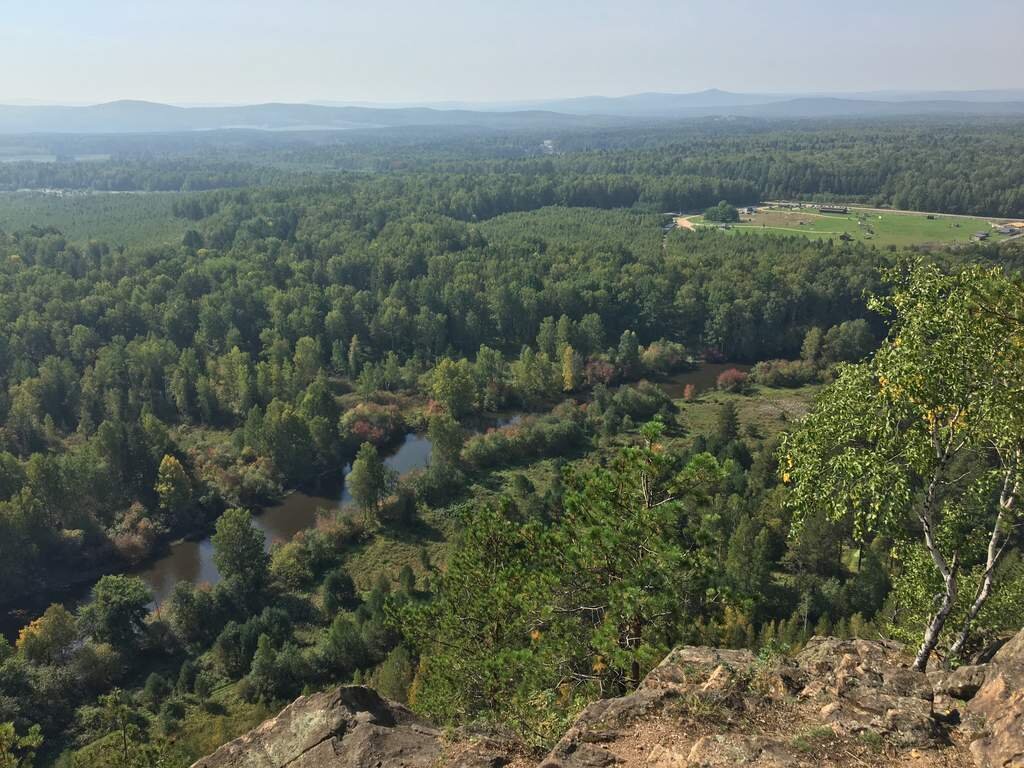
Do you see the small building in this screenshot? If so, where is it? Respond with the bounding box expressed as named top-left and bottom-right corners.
top-left (819, 205), bottom-right (849, 214)
top-left (926, 214), bottom-right (936, 220)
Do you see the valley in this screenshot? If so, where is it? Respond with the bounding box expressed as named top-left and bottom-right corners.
top-left (0, 116), bottom-right (1020, 768)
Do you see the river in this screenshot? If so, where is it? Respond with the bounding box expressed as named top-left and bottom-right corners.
top-left (0, 363), bottom-right (748, 638)
top-left (133, 431), bottom-right (437, 606)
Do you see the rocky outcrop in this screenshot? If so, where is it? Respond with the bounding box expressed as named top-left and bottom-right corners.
top-left (189, 686), bottom-right (514, 768)
top-left (193, 633), bottom-right (1024, 768)
top-left (539, 638), bottom-right (958, 767)
top-left (794, 637), bottom-right (938, 747)
top-left (951, 629), bottom-right (1024, 768)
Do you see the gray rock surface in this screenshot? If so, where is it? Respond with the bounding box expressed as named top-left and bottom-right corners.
top-left (190, 685), bottom-right (508, 768)
top-left (191, 634), bottom-right (1024, 768)
top-left (793, 636), bottom-right (937, 747)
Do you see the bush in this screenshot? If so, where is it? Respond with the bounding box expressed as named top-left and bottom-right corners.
top-left (323, 569), bottom-right (358, 615)
top-left (323, 615), bottom-right (368, 680)
top-left (613, 381), bottom-right (674, 421)
top-left (194, 671), bottom-right (215, 702)
top-left (461, 407), bottom-right (586, 470)
top-left (371, 645), bottom-right (415, 703)
top-left (703, 200), bottom-right (740, 223)
top-left (158, 698), bottom-right (186, 735)
top-left (750, 359), bottom-right (818, 388)
top-left (716, 368), bottom-right (750, 393)
top-left (338, 404), bottom-right (405, 452)
top-left (640, 339), bottom-right (690, 375)
top-left (143, 673), bottom-right (172, 710)
top-left (270, 539), bottom-right (314, 590)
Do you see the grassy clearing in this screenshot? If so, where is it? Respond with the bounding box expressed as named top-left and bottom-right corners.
top-left (688, 205), bottom-right (1021, 248)
top-left (0, 191), bottom-right (188, 245)
top-left (676, 384), bottom-right (819, 439)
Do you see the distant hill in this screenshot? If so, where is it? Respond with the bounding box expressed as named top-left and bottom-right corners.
top-left (0, 100), bottom-right (618, 134)
top-left (531, 89), bottom-right (1024, 118)
top-left (535, 88), bottom-right (789, 116)
top-left (2, 91), bottom-right (1024, 134)
top-left (730, 97), bottom-right (1024, 118)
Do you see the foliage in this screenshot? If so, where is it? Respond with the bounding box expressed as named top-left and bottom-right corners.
top-left (78, 576), bottom-right (152, 651)
top-left (703, 200), bottom-right (740, 223)
top-left (347, 443), bottom-right (394, 521)
top-left (0, 722), bottom-right (43, 768)
top-left (211, 508), bottom-right (269, 598)
top-left (782, 262), bottom-right (1024, 669)
top-left (404, 421), bottom-right (722, 744)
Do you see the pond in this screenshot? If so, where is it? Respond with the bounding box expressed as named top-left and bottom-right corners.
top-left (133, 431), bottom-right (436, 606)
top-left (653, 362), bottom-right (752, 399)
top-left (0, 362), bottom-right (742, 638)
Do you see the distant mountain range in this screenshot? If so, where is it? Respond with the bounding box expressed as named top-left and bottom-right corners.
top-left (2, 89), bottom-right (1023, 134)
top-left (526, 88), bottom-right (1024, 118)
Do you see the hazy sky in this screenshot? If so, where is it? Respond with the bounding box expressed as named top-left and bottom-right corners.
top-left (2, 0), bottom-right (1021, 105)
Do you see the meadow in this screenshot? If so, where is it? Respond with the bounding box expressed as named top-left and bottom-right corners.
top-left (0, 190), bottom-right (188, 245)
top-left (685, 205), bottom-right (1022, 248)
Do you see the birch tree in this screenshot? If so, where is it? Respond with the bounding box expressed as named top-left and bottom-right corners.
top-left (781, 262), bottom-right (1023, 671)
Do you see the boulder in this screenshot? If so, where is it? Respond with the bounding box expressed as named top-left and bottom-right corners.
top-left (967, 628), bottom-right (1024, 768)
top-left (930, 664), bottom-right (987, 701)
top-left (189, 685), bottom-right (507, 768)
top-left (793, 637), bottom-right (937, 747)
top-left (540, 647), bottom-right (758, 767)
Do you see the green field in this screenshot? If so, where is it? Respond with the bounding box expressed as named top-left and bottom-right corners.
top-left (0, 191), bottom-right (188, 246)
top-left (688, 205), bottom-right (1022, 248)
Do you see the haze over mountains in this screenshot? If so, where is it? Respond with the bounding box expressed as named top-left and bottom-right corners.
top-left (2, 88), bottom-right (1024, 133)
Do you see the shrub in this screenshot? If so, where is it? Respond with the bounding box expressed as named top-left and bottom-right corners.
top-left (716, 368), bottom-right (750, 393)
top-left (338, 404), bottom-right (405, 451)
top-left (750, 359), bottom-right (818, 388)
top-left (640, 339), bottom-right (690, 375)
top-left (461, 408), bottom-right (586, 470)
top-left (613, 381), bottom-right (674, 421)
top-left (270, 539), bottom-right (314, 590)
top-left (322, 569), bottom-right (358, 615)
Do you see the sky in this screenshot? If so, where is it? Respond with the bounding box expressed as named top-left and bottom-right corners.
top-left (1, 0), bottom-right (1022, 105)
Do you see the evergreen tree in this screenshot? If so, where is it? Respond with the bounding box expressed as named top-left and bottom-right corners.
top-left (211, 508), bottom-right (269, 597)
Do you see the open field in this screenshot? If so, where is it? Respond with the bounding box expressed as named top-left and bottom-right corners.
top-left (686, 205), bottom-right (1023, 248)
top-left (0, 190), bottom-right (188, 245)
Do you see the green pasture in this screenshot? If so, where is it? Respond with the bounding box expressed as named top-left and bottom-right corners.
top-left (690, 206), bottom-right (1020, 248)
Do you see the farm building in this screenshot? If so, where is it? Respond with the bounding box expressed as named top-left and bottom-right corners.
top-left (819, 205), bottom-right (849, 214)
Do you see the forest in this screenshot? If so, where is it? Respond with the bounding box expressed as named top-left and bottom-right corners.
top-left (0, 118), bottom-right (1022, 767)
top-left (2, 118), bottom-right (1024, 217)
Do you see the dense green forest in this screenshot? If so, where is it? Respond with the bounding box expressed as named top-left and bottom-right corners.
top-left (0, 121), bottom-right (1022, 767)
top-left (3, 118), bottom-right (1024, 216)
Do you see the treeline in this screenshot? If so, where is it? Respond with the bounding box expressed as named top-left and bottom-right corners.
top-left (0, 159), bottom-right (267, 193)
top-left (406, 119), bottom-right (1024, 217)
top-left (5, 118), bottom-right (1023, 217)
